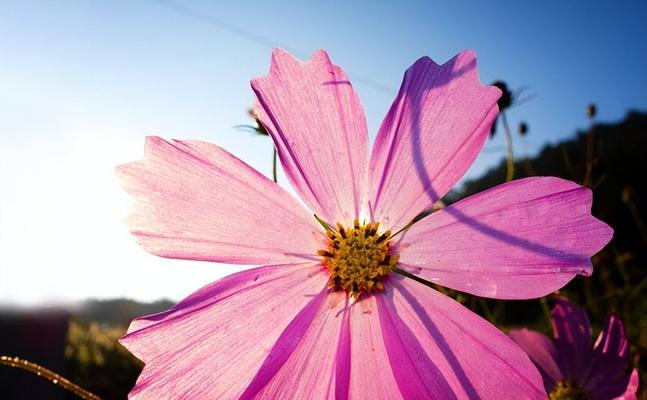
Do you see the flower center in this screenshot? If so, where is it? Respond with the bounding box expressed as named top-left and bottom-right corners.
top-left (549, 381), bottom-right (588, 400)
top-left (318, 219), bottom-right (398, 299)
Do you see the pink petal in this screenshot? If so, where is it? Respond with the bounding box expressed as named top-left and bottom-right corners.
top-left (116, 137), bottom-right (322, 265)
top-left (369, 50), bottom-right (500, 230)
top-left (612, 368), bottom-right (639, 400)
top-left (583, 314), bottom-right (631, 397)
top-left (348, 295), bottom-right (403, 399)
top-left (120, 263), bottom-right (328, 399)
top-left (550, 296), bottom-right (592, 382)
top-left (508, 328), bottom-right (563, 391)
top-left (252, 49), bottom-right (369, 226)
top-left (240, 291), bottom-right (349, 399)
top-left (397, 177), bottom-right (613, 299)
top-left (380, 278), bottom-right (546, 399)
top-left (375, 291), bottom-right (456, 398)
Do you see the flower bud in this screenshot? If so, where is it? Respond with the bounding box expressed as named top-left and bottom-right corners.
top-left (492, 80), bottom-right (512, 111)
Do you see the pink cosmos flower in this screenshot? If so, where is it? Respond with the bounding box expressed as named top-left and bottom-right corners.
top-left (510, 297), bottom-right (639, 400)
top-left (117, 48), bottom-right (613, 399)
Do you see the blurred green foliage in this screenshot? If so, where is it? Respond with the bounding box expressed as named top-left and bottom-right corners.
top-left (62, 299), bottom-right (173, 398)
top-left (64, 320), bottom-right (141, 399)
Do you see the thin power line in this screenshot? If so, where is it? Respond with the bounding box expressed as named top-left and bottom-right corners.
top-left (152, 0), bottom-right (396, 95)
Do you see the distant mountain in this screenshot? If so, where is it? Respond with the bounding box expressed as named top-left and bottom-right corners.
top-left (73, 298), bottom-right (175, 327)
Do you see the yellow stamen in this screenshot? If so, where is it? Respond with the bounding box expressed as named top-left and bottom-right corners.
top-left (319, 218), bottom-right (398, 299)
top-left (549, 381), bottom-right (588, 400)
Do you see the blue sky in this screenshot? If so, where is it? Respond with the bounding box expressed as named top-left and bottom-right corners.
top-left (1, 0), bottom-right (645, 305)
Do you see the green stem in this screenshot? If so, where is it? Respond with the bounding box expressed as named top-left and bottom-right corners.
top-left (540, 297), bottom-right (552, 328)
top-left (272, 146), bottom-right (277, 183)
top-left (501, 112), bottom-right (515, 182)
top-left (389, 207), bottom-right (436, 239)
top-left (392, 266), bottom-right (439, 290)
top-left (582, 120), bottom-right (595, 187)
top-left (0, 356), bottom-right (102, 400)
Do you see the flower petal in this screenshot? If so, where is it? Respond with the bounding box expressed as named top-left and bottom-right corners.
top-left (348, 295), bottom-right (403, 399)
top-left (550, 297), bottom-right (592, 382)
top-left (397, 177), bottom-right (613, 299)
top-left (583, 314), bottom-right (631, 398)
top-left (240, 291), bottom-right (349, 400)
top-left (116, 136), bottom-right (322, 265)
top-left (369, 50), bottom-right (500, 230)
top-left (252, 49), bottom-right (369, 225)
top-left (120, 263), bottom-right (328, 399)
top-left (508, 328), bottom-right (563, 391)
top-left (381, 278), bottom-right (546, 399)
top-left (611, 368), bottom-right (639, 400)
top-left (375, 290), bottom-right (456, 399)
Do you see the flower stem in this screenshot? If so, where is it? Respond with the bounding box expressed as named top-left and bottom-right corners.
top-left (389, 206), bottom-right (436, 239)
top-left (582, 119), bottom-right (595, 187)
top-left (272, 146), bottom-right (277, 183)
top-left (539, 297), bottom-right (552, 327)
top-left (0, 355), bottom-right (102, 400)
top-left (392, 266), bottom-right (440, 290)
top-left (501, 111), bottom-right (515, 182)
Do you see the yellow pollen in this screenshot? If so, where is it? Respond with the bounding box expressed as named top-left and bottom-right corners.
top-left (318, 218), bottom-right (398, 299)
top-left (549, 381), bottom-right (588, 400)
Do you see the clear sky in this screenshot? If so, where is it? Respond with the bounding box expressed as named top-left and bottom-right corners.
top-left (1, 0), bottom-right (646, 305)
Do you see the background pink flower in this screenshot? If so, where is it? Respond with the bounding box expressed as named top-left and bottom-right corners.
top-left (117, 48), bottom-right (612, 398)
top-left (510, 297), bottom-right (639, 400)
